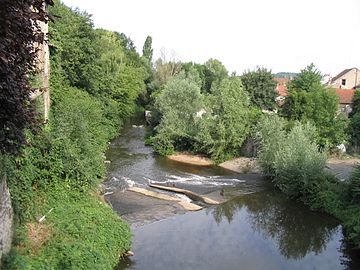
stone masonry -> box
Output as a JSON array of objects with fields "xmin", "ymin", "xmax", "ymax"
[{"xmin": 0, "ymin": 177, "xmax": 13, "ymax": 262}]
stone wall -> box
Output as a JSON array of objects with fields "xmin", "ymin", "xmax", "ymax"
[{"xmin": 0, "ymin": 177, "xmax": 13, "ymax": 262}]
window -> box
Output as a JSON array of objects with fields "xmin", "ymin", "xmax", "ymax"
[{"xmin": 342, "ymin": 79, "xmax": 346, "ymax": 86}]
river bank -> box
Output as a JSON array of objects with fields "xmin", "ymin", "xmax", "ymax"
[
  {"xmin": 104, "ymin": 122, "xmax": 360, "ymax": 269},
  {"xmin": 167, "ymin": 152, "xmax": 260, "ymax": 174},
  {"xmin": 167, "ymin": 152, "xmax": 360, "ymax": 179}
]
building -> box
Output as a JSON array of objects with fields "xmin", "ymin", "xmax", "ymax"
[
  {"xmin": 330, "ymin": 68, "xmax": 360, "ymax": 89},
  {"xmin": 335, "ymin": 88, "xmax": 356, "ymax": 116},
  {"xmin": 274, "ymin": 78, "xmax": 289, "ymax": 106}
]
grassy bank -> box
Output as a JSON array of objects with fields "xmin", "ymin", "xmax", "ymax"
[
  {"xmin": 3, "ymin": 184, "xmax": 130, "ymax": 269},
  {"xmin": 1, "ymin": 84, "xmax": 133, "ymax": 269}
]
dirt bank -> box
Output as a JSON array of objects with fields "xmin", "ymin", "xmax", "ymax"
[
  {"xmin": 167, "ymin": 153, "xmax": 214, "ymax": 166},
  {"xmin": 167, "ymin": 153, "xmax": 260, "ymax": 173},
  {"xmin": 326, "ymin": 157, "xmax": 360, "ymax": 181},
  {"xmin": 219, "ymin": 157, "xmax": 260, "ymax": 174}
]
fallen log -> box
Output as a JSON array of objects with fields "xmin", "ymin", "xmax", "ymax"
[
  {"xmin": 148, "ymin": 183, "xmax": 220, "ymax": 205},
  {"xmin": 128, "ymin": 187, "xmax": 202, "ymax": 211}
]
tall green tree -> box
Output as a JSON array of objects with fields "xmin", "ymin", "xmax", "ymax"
[
  {"xmin": 195, "ymin": 76, "xmax": 251, "ymax": 162},
  {"xmin": 153, "ymin": 72, "xmax": 203, "ymax": 155},
  {"xmin": 49, "ymin": 1, "xmax": 98, "ymax": 93},
  {"xmin": 142, "ymin": 36, "xmax": 153, "ymax": 63},
  {"xmin": 202, "ymin": 58, "xmax": 228, "ymax": 93},
  {"xmin": 241, "ymin": 67, "xmax": 277, "ymax": 110},
  {"xmin": 282, "ymin": 64, "xmax": 348, "ymax": 148}
]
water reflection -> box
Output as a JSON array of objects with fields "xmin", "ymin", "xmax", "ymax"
[{"xmin": 212, "ymin": 189, "xmax": 339, "ymax": 259}]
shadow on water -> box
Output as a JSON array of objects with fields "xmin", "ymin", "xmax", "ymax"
[
  {"xmin": 212, "ymin": 190, "xmax": 339, "ymax": 260},
  {"xmin": 116, "ymin": 189, "xmax": 359, "ymax": 270}
]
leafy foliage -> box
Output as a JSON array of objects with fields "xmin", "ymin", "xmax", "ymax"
[
  {"xmin": 142, "ymin": 36, "xmax": 153, "ymax": 64},
  {"xmin": 195, "ymin": 76, "xmax": 252, "ymax": 162},
  {"xmin": 49, "ymin": 2, "xmax": 146, "ymax": 115},
  {"xmin": 152, "ymin": 70, "xmax": 255, "ymax": 163},
  {"xmin": 1, "ymin": 1, "xmax": 148, "ymax": 268},
  {"xmin": 256, "ymin": 115, "xmax": 286, "ymax": 177},
  {"xmin": 281, "ymin": 64, "xmax": 348, "ymax": 148},
  {"xmin": 349, "ymin": 91, "xmax": 360, "ymax": 151},
  {"xmin": 273, "ymin": 122, "xmax": 327, "ymax": 198},
  {"xmin": 153, "ymin": 73, "xmax": 203, "ymax": 155},
  {"xmin": 3, "ymin": 186, "xmax": 131, "ymax": 270},
  {"xmin": 241, "ymin": 67, "xmax": 277, "ymax": 110},
  {"xmin": 49, "ymin": 1, "xmax": 97, "ymax": 92},
  {"xmin": 349, "ymin": 166, "xmax": 360, "ymax": 204},
  {"xmin": 257, "ymin": 115, "xmax": 360, "ymax": 248},
  {"xmin": 202, "ymin": 58, "xmax": 228, "ymax": 93},
  {"xmin": 0, "ymin": 0, "xmax": 53, "ymax": 154}
]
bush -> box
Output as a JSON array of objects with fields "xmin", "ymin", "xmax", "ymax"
[
  {"xmin": 4, "ymin": 85, "xmax": 132, "ymax": 268},
  {"xmin": 349, "ymin": 113, "xmax": 360, "ymax": 152},
  {"xmin": 349, "ymin": 165, "xmax": 360, "ymax": 204},
  {"xmin": 257, "ymin": 115, "xmax": 360, "ymax": 249},
  {"xmin": 256, "ymin": 115, "xmax": 286, "ymax": 177},
  {"xmin": 3, "ymin": 185, "xmax": 131, "ymax": 270},
  {"xmin": 273, "ymin": 122, "xmax": 327, "ymax": 198}
]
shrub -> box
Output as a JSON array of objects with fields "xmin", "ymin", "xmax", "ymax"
[
  {"xmin": 349, "ymin": 165, "xmax": 360, "ymax": 204},
  {"xmin": 256, "ymin": 115, "xmax": 286, "ymax": 177},
  {"xmin": 3, "ymin": 185, "xmax": 131, "ymax": 270},
  {"xmin": 273, "ymin": 122, "xmax": 327, "ymax": 198},
  {"xmin": 257, "ymin": 115, "xmax": 360, "ymax": 248},
  {"xmin": 349, "ymin": 113, "xmax": 360, "ymax": 152}
]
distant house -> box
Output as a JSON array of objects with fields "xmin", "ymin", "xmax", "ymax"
[
  {"xmin": 335, "ymin": 88, "xmax": 356, "ymax": 116},
  {"xmin": 274, "ymin": 78, "xmax": 289, "ymax": 106},
  {"xmin": 330, "ymin": 68, "xmax": 360, "ymax": 89}
]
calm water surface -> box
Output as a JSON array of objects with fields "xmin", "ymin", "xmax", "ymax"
[{"xmin": 105, "ymin": 117, "xmax": 359, "ymax": 270}]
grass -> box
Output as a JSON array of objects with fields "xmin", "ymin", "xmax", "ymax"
[{"xmin": 2, "ymin": 184, "xmax": 131, "ymax": 270}]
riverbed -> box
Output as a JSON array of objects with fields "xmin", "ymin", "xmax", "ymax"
[{"xmin": 104, "ymin": 117, "xmax": 359, "ymax": 270}]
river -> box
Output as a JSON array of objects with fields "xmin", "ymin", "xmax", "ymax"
[{"xmin": 104, "ymin": 117, "xmax": 359, "ymax": 270}]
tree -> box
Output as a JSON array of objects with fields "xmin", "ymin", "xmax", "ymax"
[
  {"xmin": 350, "ymin": 91, "xmax": 360, "ymax": 117},
  {"xmin": 241, "ymin": 67, "xmax": 277, "ymax": 110},
  {"xmin": 0, "ymin": 0, "xmax": 53, "ymax": 154},
  {"xmin": 90, "ymin": 29, "xmax": 146, "ymax": 116},
  {"xmin": 349, "ymin": 91, "xmax": 360, "ymax": 150},
  {"xmin": 153, "ymin": 72, "xmax": 203, "ymax": 155},
  {"xmin": 49, "ymin": 1, "xmax": 98, "ymax": 93},
  {"xmin": 150, "ymin": 49, "xmax": 182, "ymax": 93},
  {"xmin": 142, "ymin": 36, "xmax": 153, "ymax": 64},
  {"xmin": 195, "ymin": 76, "xmax": 251, "ymax": 162},
  {"xmin": 282, "ymin": 64, "xmax": 348, "ymax": 148},
  {"xmin": 202, "ymin": 58, "xmax": 228, "ymax": 93}
]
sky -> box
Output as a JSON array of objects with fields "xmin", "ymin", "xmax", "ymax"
[{"xmin": 61, "ymin": 0, "xmax": 360, "ymax": 76}]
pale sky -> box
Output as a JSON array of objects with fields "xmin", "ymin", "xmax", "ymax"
[{"xmin": 61, "ymin": 0, "xmax": 360, "ymax": 76}]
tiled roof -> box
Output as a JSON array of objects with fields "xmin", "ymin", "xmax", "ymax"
[
  {"xmin": 274, "ymin": 78, "xmax": 289, "ymax": 96},
  {"xmin": 335, "ymin": 88, "xmax": 356, "ymax": 104},
  {"xmin": 276, "ymin": 84, "xmax": 288, "ymax": 96}
]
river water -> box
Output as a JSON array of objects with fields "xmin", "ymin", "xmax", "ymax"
[{"xmin": 104, "ymin": 118, "xmax": 359, "ymax": 270}]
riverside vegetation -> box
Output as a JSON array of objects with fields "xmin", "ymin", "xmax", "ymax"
[
  {"xmin": 1, "ymin": 0, "xmax": 152, "ymax": 269},
  {"xmin": 1, "ymin": 1, "xmax": 360, "ymax": 269},
  {"xmin": 147, "ymin": 62, "xmax": 360, "ymax": 248}
]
